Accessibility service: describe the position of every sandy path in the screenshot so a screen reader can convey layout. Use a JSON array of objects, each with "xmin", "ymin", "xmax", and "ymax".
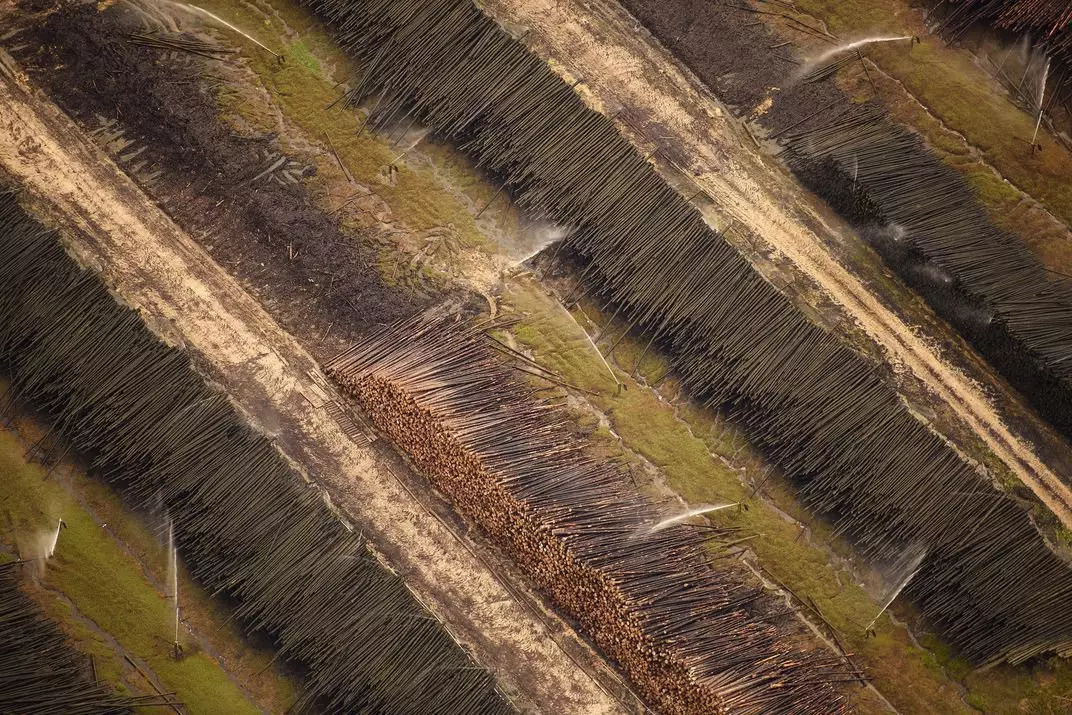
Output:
[
  {"xmin": 482, "ymin": 0, "xmax": 1072, "ymax": 527},
  {"xmin": 0, "ymin": 73, "xmax": 630, "ymax": 715}
]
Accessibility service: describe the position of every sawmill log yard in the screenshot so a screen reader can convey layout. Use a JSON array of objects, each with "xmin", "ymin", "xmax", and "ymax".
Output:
[{"xmin": 2, "ymin": 0, "xmax": 1072, "ymax": 713}]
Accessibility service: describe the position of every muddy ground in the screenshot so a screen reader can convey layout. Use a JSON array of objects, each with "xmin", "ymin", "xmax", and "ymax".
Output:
[{"xmin": 618, "ymin": 0, "xmax": 841, "ymax": 126}]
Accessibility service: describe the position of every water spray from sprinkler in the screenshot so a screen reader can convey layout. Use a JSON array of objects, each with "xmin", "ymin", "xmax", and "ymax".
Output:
[
  {"xmin": 513, "ymin": 222, "xmax": 570, "ymax": 268},
  {"xmin": 167, "ymin": 516, "xmax": 182, "ymax": 658},
  {"xmin": 175, "ymin": 3, "xmax": 282, "ymax": 62},
  {"xmin": 47, "ymin": 519, "xmax": 67, "ymax": 559},
  {"xmin": 1030, "ymin": 59, "xmax": 1049, "ymax": 151},
  {"xmin": 795, "ymin": 36, "xmax": 914, "ymax": 84},
  {"xmin": 865, "ymin": 546, "xmax": 927, "ymax": 635},
  {"xmin": 646, "ymin": 503, "xmax": 738, "ymax": 535},
  {"xmin": 556, "ymin": 301, "xmax": 622, "ymax": 394}
]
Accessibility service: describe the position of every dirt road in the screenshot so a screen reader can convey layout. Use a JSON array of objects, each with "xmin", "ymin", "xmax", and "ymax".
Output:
[
  {"xmin": 483, "ymin": 0, "xmax": 1072, "ymax": 527},
  {"xmin": 0, "ymin": 72, "xmax": 630, "ymax": 715}
]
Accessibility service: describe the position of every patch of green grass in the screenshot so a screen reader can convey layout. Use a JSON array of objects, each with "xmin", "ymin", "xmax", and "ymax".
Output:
[
  {"xmin": 70, "ymin": 473, "xmax": 301, "ymax": 712},
  {"xmin": 0, "ymin": 427, "xmax": 297, "ymax": 714},
  {"xmin": 606, "ymin": 329, "xmax": 672, "ymax": 386},
  {"xmin": 196, "ymin": 0, "xmax": 496, "ymax": 280},
  {"xmin": 287, "ymin": 39, "xmax": 321, "ymax": 75},
  {"xmin": 272, "ymin": 38, "xmax": 492, "ymax": 250},
  {"xmin": 30, "ymin": 586, "xmax": 134, "ymax": 696},
  {"xmin": 1057, "ymin": 526, "xmax": 1072, "ymax": 549},
  {"xmin": 507, "ymin": 285, "xmax": 621, "ymax": 393}
]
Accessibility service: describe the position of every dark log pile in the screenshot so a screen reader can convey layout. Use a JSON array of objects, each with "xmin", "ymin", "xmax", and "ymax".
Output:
[
  {"xmin": 0, "ymin": 562, "xmax": 168, "ymax": 714},
  {"xmin": 327, "ymin": 311, "xmax": 849, "ymax": 715},
  {"xmin": 782, "ymin": 104, "xmax": 1072, "ymax": 437},
  {"xmin": 938, "ymin": 0, "xmax": 1072, "ymax": 70},
  {"xmin": 0, "ymin": 192, "xmax": 512, "ymax": 715},
  {"xmin": 305, "ymin": 0, "xmax": 1072, "ymax": 666}
]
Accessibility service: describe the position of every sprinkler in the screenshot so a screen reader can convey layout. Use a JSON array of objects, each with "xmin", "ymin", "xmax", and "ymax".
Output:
[
  {"xmin": 167, "ymin": 517, "xmax": 182, "ymax": 658},
  {"xmin": 645, "ymin": 503, "xmax": 739, "ymax": 535}
]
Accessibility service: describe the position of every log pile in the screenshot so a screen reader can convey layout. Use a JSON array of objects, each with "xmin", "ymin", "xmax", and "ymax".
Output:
[
  {"xmin": 304, "ymin": 0, "xmax": 1072, "ymax": 666},
  {"xmin": 782, "ymin": 103, "xmax": 1072, "ymax": 438},
  {"xmin": 0, "ymin": 191, "xmax": 512, "ymax": 715},
  {"xmin": 327, "ymin": 312, "xmax": 849, "ymax": 715},
  {"xmin": 0, "ymin": 562, "xmax": 174, "ymax": 714},
  {"xmin": 938, "ymin": 0, "xmax": 1072, "ymax": 69}
]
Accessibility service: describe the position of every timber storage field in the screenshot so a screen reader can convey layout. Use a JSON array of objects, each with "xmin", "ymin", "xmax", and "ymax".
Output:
[
  {"xmin": 0, "ymin": 191, "xmax": 511, "ymax": 715},
  {"xmin": 2, "ymin": 0, "xmax": 1072, "ymax": 711},
  {"xmin": 781, "ymin": 74, "xmax": 1072, "ymax": 444},
  {"xmin": 328, "ymin": 312, "xmax": 845, "ymax": 714},
  {"xmin": 305, "ymin": 0, "xmax": 1072, "ymax": 666},
  {"xmin": 619, "ymin": 0, "xmax": 1072, "ymax": 447}
]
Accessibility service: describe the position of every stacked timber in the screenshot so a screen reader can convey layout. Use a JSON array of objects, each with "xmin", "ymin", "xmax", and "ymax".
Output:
[
  {"xmin": 0, "ymin": 192, "xmax": 512, "ymax": 715},
  {"xmin": 782, "ymin": 104, "xmax": 1072, "ymax": 437},
  {"xmin": 304, "ymin": 0, "xmax": 1072, "ymax": 666},
  {"xmin": 0, "ymin": 562, "xmax": 161, "ymax": 714},
  {"xmin": 939, "ymin": 0, "xmax": 1072, "ymax": 69},
  {"xmin": 328, "ymin": 312, "xmax": 849, "ymax": 715}
]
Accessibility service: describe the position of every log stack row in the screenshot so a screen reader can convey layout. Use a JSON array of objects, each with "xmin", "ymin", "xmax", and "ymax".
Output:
[
  {"xmin": 305, "ymin": 0, "xmax": 1072, "ymax": 666},
  {"xmin": 0, "ymin": 191, "xmax": 512, "ymax": 715},
  {"xmin": 328, "ymin": 312, "xmax": 850, "ymax": 715},
  {"xmin": 939, "ymin": 0, "xmax": 1072, "ymax": 70},
  {"xmin": 0, "ymin": 562, "xmax": 161, "ymax": 714},
  {"xmin": 782, "ymin": 103, "xmax": 1072, "ymax": 438}
]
